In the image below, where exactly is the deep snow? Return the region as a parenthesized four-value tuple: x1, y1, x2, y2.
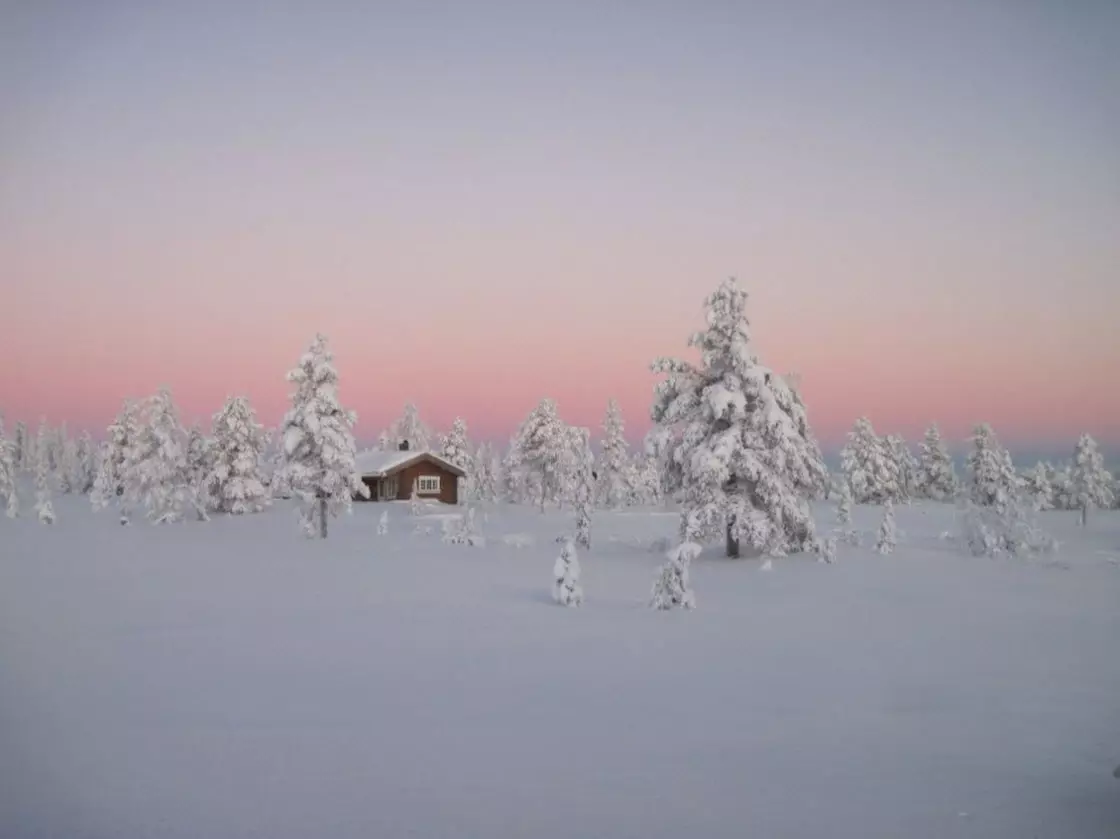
(2, 497, 1119, 838)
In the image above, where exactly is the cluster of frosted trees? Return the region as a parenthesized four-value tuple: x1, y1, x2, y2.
(0, 416, 98, 522)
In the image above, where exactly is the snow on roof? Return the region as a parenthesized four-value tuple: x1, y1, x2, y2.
(354, 449, 466, 477)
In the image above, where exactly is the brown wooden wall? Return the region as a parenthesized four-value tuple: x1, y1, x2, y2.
(394, 461, 459, 505)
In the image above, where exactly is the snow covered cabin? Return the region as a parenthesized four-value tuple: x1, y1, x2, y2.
(354, 446, 465, 505)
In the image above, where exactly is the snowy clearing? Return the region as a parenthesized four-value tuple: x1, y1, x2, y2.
(2, 498, 1119, 838)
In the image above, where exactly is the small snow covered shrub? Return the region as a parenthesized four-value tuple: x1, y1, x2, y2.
(817, 534, 837, 564)
(875, 500, 897, 554)
(376, 509, 388, 535)
(956, 498, 1056, 559)
(409, 488, 423, 516)
(553, 538, 583, 607)
(443, 508, 484, 546)
(651, 542, 699, 610)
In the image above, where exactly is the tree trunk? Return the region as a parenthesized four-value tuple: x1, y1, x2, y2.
(726, 518, 740, 558)
(319, 497, 328, 538)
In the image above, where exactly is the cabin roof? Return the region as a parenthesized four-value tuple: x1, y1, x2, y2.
(354, 449, 467, 478)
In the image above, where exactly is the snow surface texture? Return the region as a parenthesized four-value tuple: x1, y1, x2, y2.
(2, 497, 1120, 838)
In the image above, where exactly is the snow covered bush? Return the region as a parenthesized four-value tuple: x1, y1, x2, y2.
(597, 399, 630, 508)
(1070, 433, 1113, 526)
(275, 334, 369, 538)
(376, 509, 388, 535)
(649, 277, 828, 558)
(205, 396, 270, 515)
(913, 423, 956, 500)
(875, 500, 897, 555)
(443, 507, 484, 547)
(650, 542, 699, 610)
(552, 538, 583, 607)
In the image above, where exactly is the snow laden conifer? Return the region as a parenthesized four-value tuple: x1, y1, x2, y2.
(597, 399, 630, 508)
(57, 437, 78, 494)
(552, 538, 583, 607)
(885, 434, 916, 502)
(471, 442, 499, 503)
(569, 427, 594, 549)
(121, 388, 192, 524)
(649, 277, 828, 558)
(1022, 462, 1053, 512)
(501, 436, 527, 504)
(439, 417, 473, 502)
(13, 421, 28, 474)
(840, 418, 900, 504)
(0, 417, 17, 517)
(34, 422, 55, 524)
(875, 500, 897, 554)
(514, 398, 569, 512)
(75, 432, 96, 495)
(206, 396, 270, 515)
(914, 423, 956, 500)
(382, 402, 432, 452)
(1070, 433, 1114, 527)
(959, 424, 1053, 557)
(276, 334, 369, 538)
(651, 542, 699, 610)
(92, 400, 140, 516)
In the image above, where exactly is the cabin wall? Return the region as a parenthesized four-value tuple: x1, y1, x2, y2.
(394, 462, 459, 505)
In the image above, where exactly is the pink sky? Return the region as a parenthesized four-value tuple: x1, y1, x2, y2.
(2, 4, 1117, 453)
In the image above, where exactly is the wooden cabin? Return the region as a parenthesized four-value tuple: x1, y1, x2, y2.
(354, 446, 465, 505)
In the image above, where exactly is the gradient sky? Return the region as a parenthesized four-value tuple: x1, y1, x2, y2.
(2, 1, 1118, 455)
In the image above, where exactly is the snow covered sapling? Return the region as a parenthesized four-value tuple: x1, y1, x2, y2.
(376, 509, 388, 535)
(875, 500, 897, 555)
(409, 486, 423, 516)
(471, 442, 500, 503)
(597, 399, 630, 508)
(1070, 433, 1113, 527)
(650, 542, 699, 610)
(206, 396, 270, 515)
(834, 481, 860, 546)
(649, 277, 828, 558)
(275, 334, 369, 538)
(552, 538, 583, 606)
(444, 507, 484, 546)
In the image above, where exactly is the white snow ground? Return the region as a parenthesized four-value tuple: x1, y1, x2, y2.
(2, 497, 1119, 839)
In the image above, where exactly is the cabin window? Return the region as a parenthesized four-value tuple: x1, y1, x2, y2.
(417, 476, 440, 495)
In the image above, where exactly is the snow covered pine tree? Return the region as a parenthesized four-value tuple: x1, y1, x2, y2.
(439, 417, 473, 503)
(597, 399, 630, 508)
(650, 542, 699, 610)
(1070, 433, 1114, 527)
(276, 334, 369, 538)
(206, 396, 270, 515)
(914, 423, 956, 500)
(649, 277, 828, 558)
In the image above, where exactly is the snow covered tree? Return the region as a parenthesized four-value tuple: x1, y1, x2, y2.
(885, 434, 916, 502)
(377, 509, 388, 535)
(121, 388, 192, 524)
(840, 418, 901, 504)
(552, 538, 583, 607)
(1070, 433, 1114, 526)
(34, 421, 55, 524)
(471, 442, 500, 503)
(513, 398, 569, 512)
(382, 402, 432, 452)
(205, 396, 270, 515)
(92, 400, 140, 514)
(914, 423, 957, 500)
(964, 424, 1020, 509)
(875, 500, 897, 554)
(835, 480, 859, 546)
(649, 277, 828, 558)
(1049, 464, 1074, 510)
(1022, 462, 1053, 512)
(56, 436, 78, 494)
(501, 436, 528, 504)
(183, 424, 212, 520)
(439, 417, 473, 503)
(276, 334, 369, 538)
(74, 432, 96, 495)
(570, 427, 594, 549)
(13, 421, 28, 474)
(0, 417, 17, 517)
(597, 399, 630, 508)
(650, 542, 699, 610)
